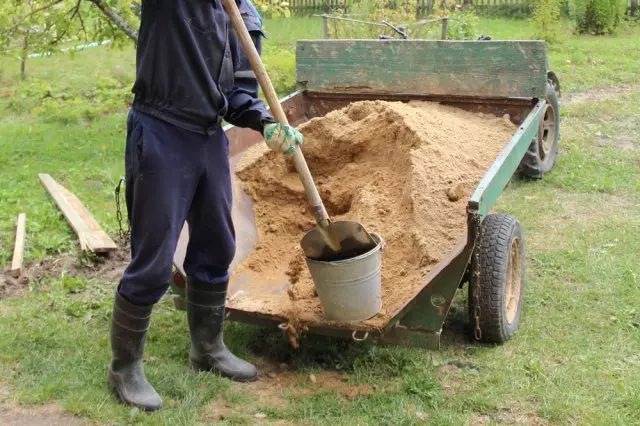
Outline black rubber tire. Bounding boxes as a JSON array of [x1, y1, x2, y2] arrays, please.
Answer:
[[518, 82, 560, 179], [468, 214, 525, 344]]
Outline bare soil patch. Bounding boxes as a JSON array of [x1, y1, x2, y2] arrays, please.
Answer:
[[564, 85, 639, 105], [0, 386, 87, 426], [204, 359, 373, 424], [0, 404, 88, 426], [0, 244, 129, 300]]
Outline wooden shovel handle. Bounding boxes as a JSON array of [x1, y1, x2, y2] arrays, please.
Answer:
[[222, 0, 331, 228]]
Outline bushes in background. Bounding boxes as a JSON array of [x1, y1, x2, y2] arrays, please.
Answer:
[[1, 46, 297, 124], [574, 0, 627, 34], [2, 72, 133, 124], [530, 0, 628, 42], [532, 0, 563, 43], [263, 46, 297, 96], [446, 9, 480, 40]]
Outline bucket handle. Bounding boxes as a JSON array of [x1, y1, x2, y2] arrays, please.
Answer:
[[351, 330, 369, 342], [371, 232, 385, 253]]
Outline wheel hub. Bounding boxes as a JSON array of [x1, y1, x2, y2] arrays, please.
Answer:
[[505, 236, 522, 324], [539, 103, 557, 159]]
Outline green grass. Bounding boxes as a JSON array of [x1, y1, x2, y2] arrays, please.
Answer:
[[475, 18, 640, 93], [0, 114, 126, 263], [1, 15, 640, 426]]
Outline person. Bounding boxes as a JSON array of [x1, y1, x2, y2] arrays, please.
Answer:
[[108, 0, 302, 412]]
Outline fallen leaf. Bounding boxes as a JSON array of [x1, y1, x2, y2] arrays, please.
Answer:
[[343, 387, 359, 400], [416, 411, 429, 421]]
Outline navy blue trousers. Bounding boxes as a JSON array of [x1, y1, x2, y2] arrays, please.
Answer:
[[118, 109, 235, 306]]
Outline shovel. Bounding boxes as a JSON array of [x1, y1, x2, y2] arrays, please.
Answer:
[[222, 0, 377, 261]]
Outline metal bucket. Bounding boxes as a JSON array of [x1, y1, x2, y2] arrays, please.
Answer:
[[303, 232, 384, 322]]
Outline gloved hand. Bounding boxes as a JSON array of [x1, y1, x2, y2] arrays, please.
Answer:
[[263, 123, 303, 156]]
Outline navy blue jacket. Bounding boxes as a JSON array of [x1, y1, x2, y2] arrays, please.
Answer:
[[234, 0, 263, 100], [132, 0, 273, 136]]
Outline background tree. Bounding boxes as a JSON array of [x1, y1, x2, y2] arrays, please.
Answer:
[[0, 0, 285, 79]]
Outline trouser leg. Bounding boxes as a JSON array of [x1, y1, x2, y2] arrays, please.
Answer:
[[118, 109, 201, 305], [183, 126, 258, 382], [183, 125, 236, 285]]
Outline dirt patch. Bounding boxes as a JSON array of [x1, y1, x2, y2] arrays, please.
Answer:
[[593, 116, 639, 151], [1, 241, 129, 301], [467, 404, 549, 426], [0, 271, 29, 299], [564, 85, 639, 105], [440, 365, 547, 425], [524, 190, 638, 253], [204, 359, 370, 423], [0, 403, 88, 426], [230, 100, 515, 328], [30, 245, 129, 282], [438, 362, 480, 398], [524, 192, 638, 257], [594, 133, 636, 151]]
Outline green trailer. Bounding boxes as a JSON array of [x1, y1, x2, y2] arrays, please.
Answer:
[[171, 39, 560, 349]]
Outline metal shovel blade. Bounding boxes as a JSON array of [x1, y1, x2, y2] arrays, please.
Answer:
[[301, 221, 378, 262]]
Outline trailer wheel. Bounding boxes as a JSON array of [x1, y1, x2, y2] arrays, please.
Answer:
[[518, 83, 560, 179], [468, 214, 525, 344]]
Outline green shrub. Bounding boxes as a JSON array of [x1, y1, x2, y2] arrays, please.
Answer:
[[262, 46, 296, 96], [532, 0, 563, 43], [2, 69, 133, 124], [475, 5, 533, 19], [574, 0, 627, 34], [2, 47, 297, 123], [446, 9, 479, 40]]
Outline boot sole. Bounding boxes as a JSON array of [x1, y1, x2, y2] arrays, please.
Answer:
[[189, 360, 259, 383]]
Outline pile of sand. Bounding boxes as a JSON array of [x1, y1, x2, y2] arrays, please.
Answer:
[[229, 101, 515, 328]]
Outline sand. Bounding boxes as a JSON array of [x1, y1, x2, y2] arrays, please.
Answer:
[[229, 101, 515, 328]]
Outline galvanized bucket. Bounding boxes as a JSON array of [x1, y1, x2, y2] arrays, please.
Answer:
[[303, 233, 384, 322]]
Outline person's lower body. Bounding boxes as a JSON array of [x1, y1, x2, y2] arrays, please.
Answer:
[[107, 109, 257, 411]]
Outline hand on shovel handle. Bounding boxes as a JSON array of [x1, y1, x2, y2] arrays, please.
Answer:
[[263, 123, 303, 157], [222, 0, 338, 246]]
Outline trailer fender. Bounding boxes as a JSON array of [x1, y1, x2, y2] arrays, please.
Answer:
[[547, 71, 561, 98]]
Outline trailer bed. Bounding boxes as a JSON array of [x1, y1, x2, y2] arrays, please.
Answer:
[[174, 91, 543, 337], [172, 40, 550, 347]]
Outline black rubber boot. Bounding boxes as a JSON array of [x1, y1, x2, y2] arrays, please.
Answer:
[[187, 278, 258, 382], [108, 292, 163, 411]]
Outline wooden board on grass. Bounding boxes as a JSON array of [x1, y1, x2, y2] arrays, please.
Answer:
[[10, 213, 26, 277], [39, 173, 117, 253]]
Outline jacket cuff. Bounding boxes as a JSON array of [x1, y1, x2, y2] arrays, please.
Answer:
[[259, 115, 276, 134]]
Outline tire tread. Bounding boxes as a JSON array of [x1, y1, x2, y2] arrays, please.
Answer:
[[469, 214, 524, 344]]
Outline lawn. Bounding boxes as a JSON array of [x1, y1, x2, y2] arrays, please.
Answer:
[[1, 15, 640, 425]]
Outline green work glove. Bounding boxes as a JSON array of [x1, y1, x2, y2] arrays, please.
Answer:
[[263, 123, 303, 156]]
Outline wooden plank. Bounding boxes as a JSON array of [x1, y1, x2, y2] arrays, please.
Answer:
[[39, 174, 117, 253], [296, 40, 548, 99], [57, 184, 118, 252], [10, 213, 26, 277]]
